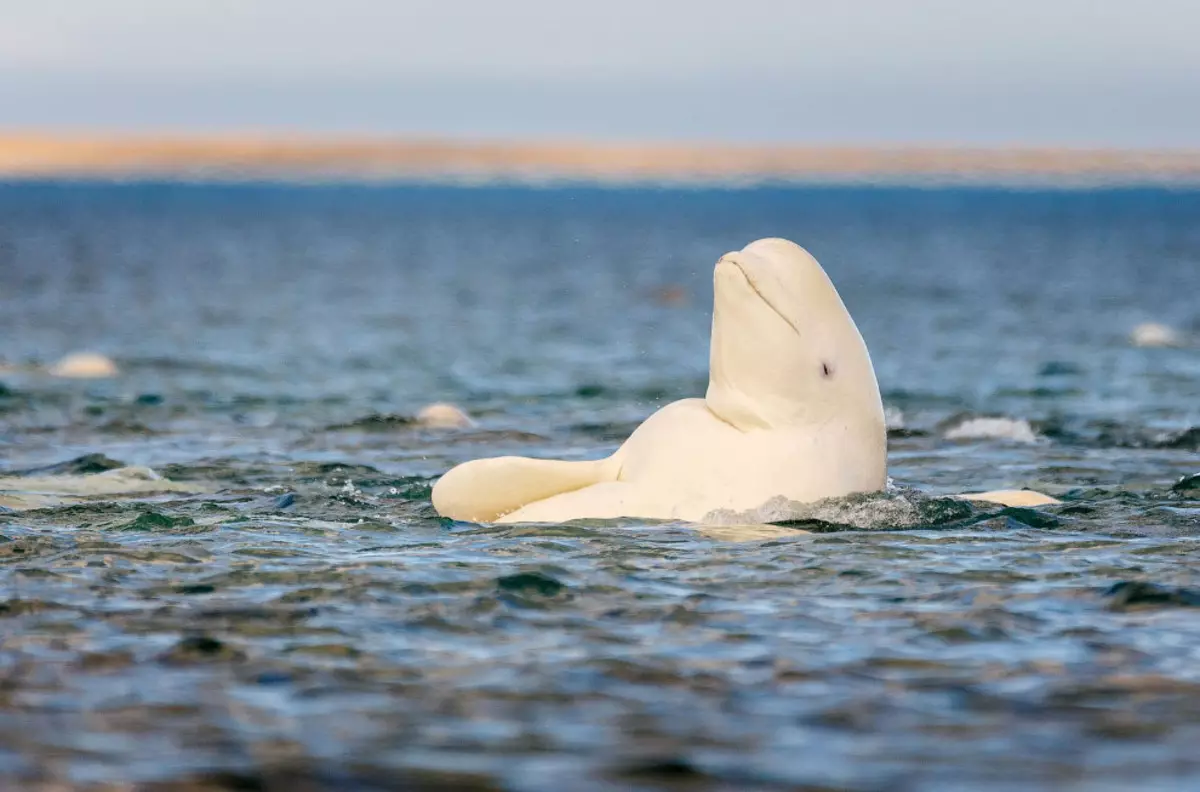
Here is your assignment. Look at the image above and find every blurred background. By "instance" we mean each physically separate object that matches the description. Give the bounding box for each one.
[2,3,1200,791]
[2,0,1199,145]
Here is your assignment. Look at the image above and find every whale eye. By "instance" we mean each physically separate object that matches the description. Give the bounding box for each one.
[821,361,834,379]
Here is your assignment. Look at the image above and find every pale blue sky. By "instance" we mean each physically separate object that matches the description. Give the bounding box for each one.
[1,0,1197,146]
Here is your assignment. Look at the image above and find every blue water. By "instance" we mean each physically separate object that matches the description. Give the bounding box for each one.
[2,183,1199,791]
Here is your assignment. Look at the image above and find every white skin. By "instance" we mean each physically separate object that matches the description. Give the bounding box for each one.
[431,237,1056,525]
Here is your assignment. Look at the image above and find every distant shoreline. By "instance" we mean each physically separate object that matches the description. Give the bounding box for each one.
[2,133,1200,186]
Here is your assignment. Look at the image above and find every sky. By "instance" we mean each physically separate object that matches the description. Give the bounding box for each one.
[1,0,1197,146]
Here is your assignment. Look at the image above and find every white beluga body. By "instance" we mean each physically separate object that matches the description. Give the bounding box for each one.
[434,238,892,523]
[432,237,1055,525]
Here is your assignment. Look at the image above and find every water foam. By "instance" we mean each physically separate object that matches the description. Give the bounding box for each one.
[704,486,976,530]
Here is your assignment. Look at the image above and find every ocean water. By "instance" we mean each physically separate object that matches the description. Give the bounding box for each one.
[1,182,1199,791]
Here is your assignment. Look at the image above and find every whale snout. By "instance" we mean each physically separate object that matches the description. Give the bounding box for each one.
[714,255,754,293]
[715,251,755,278]
[715,254,803,337]
[714,253,740,275]
[714,253,745,285]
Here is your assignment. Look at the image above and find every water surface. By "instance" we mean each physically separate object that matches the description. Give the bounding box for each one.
[2,183,1199,790]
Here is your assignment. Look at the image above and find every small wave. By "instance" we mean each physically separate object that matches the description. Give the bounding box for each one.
[1042,420,1200,451]
[943,416,1040,444]
[117,356,265,376]
[325,413,415,431]
[1154,427,1200,451]
[449,429,552,444]
[7,453,126,477]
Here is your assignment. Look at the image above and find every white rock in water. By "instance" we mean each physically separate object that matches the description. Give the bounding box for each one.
[944,416,1040,444]
[1130,322,1181,348]
[47,352,119,378]
[416,402,474,429]
[959,489,1061,507]
[0,465,204,511]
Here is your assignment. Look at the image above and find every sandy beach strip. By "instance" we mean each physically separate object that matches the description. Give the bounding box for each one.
[2,133,1199,186]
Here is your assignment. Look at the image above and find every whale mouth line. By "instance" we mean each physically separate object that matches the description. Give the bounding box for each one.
[724,259,803,338]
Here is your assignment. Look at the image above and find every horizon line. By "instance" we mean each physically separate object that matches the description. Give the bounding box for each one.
[3,131,1200,187]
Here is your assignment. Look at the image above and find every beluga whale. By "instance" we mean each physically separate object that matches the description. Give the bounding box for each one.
[432,237,1056,524]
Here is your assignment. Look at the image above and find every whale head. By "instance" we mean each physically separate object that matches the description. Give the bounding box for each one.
[706,237,886,440]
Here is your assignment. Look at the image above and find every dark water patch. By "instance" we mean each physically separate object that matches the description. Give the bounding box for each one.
[881,389,970,409]
[497,570,568,599]
[1041,419,1200,450]
[158,635,247,665]
[20,501,139,522]
[991,506,1062,529]
[173,583,217,595]
[325,413,415,431]
[1058,486,1143,503]
[450,429,553,444]
[0,534,63,561]
[574,383,608,399]
[118,355,266,376]
[992,386,1087,399]
[157,460,276,484]
[1159,427,1200,450]
[886,427,931,439]
[382,478,434,500]
[0,598,72,617]
[74,649,137,673]
[613,756,707,782]
[140,766,509,792]
[112,511,198,532]
[1038,361,1085,376]
[96,419,162,435]
[775,518,857,533]
[1174,474,1200,495]
[287,461,382,480]
[6,453,126,476]
[1105,581,1200,611]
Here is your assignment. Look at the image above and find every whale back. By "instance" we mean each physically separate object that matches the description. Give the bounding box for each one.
[706,238,885,448]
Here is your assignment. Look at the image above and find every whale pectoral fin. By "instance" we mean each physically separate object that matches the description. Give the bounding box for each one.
[431,456,618,523]
[959,489,1061,508]
[497,481,649,524]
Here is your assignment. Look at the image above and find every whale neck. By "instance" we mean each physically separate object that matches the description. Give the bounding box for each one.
[704,377,886,435]
[705,379,792,430]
